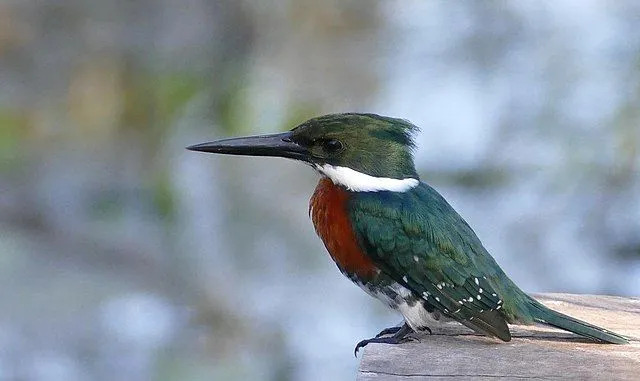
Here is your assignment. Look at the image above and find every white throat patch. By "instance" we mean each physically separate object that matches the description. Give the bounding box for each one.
[315,164,419,192]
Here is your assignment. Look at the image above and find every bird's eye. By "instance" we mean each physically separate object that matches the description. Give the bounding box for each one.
[322,139,343,153]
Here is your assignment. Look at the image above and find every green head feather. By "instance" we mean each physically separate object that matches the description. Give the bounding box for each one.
[290,113,420,179]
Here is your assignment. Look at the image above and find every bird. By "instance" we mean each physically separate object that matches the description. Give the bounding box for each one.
[187,113,628,355]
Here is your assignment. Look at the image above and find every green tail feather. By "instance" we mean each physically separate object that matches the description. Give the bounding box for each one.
[526,297,628,344]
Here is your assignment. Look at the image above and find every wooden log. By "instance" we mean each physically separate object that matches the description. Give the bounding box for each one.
[357,293,640,380]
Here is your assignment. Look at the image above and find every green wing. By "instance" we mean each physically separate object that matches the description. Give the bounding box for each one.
[349,183,523,341]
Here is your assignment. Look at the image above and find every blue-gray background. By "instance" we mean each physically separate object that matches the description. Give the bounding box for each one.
[1,1,639,380]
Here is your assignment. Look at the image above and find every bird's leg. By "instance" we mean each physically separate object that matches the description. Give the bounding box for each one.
[354,323,415,357]
[416,325,433,335]
[375,323,432,338]
[374,325,403,338]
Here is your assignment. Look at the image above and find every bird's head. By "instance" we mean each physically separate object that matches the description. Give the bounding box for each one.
[188,113,420,192]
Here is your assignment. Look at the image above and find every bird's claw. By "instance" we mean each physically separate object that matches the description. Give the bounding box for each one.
[354,334,415,357]
[354,323,425,357]
[374,326,403,338]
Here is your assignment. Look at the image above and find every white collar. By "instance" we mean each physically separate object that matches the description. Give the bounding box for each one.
[315,164,419,192]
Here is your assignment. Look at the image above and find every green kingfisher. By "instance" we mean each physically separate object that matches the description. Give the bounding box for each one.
[188,113,628,355]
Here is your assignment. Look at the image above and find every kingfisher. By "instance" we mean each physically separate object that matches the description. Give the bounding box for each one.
[188,113,628,355]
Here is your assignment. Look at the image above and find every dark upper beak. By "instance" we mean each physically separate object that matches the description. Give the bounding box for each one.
[186,131,309,161]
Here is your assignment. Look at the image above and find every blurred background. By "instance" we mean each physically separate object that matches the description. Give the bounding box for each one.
[1,1,639,380]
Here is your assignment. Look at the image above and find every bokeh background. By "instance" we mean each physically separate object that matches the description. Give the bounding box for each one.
[1,1,639,380]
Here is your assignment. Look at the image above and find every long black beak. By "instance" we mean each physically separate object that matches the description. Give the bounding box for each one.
[187,131,309,161]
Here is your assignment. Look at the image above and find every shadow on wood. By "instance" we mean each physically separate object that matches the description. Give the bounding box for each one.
[357,293,640,380]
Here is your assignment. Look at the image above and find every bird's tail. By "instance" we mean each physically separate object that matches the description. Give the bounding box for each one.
[525,296,628,344]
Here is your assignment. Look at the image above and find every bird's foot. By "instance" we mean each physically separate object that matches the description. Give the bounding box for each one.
[374,325,403,338]
[416,325,433,335]
[355,323,417,357]
[374,323,432,338]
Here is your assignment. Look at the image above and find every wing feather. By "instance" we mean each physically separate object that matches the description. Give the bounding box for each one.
[349,184,511,340]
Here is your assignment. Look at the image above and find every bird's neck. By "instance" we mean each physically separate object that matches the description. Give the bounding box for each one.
[314,164,419,193]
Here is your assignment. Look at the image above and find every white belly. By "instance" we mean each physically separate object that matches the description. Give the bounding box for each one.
[355,279,450,331]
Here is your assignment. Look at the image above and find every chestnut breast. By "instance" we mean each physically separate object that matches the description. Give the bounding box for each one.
[309,178,377,279]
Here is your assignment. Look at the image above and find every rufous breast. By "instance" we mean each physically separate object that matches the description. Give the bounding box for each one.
[309,177,377,279]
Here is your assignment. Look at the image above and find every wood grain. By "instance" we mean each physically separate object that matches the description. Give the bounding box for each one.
[357,293,640,380]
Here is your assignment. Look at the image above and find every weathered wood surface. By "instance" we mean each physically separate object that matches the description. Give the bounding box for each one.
[358,293,640,380]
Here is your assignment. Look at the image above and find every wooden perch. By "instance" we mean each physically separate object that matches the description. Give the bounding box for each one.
[357,293,639,380]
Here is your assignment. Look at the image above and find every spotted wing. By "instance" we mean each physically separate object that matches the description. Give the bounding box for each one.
[349,183,513,341]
